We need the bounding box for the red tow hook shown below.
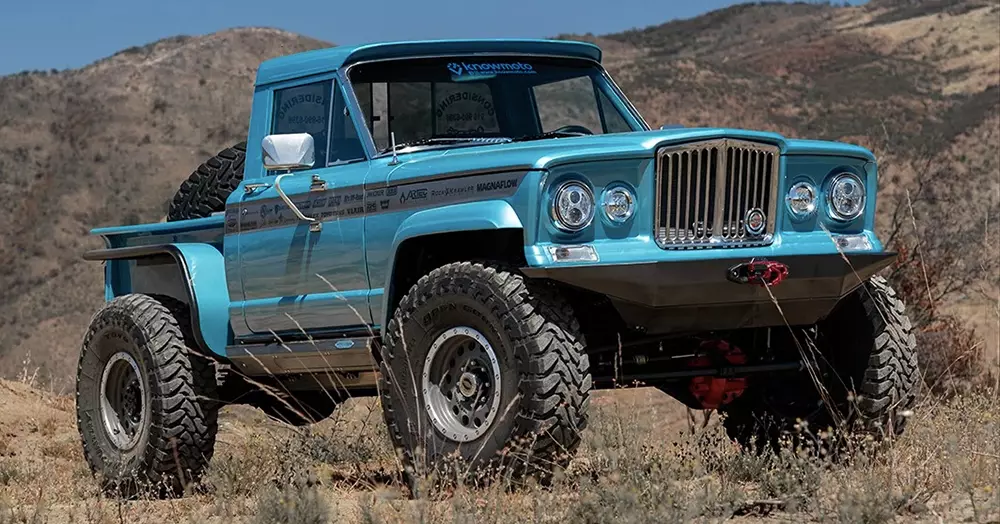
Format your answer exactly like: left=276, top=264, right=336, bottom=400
left=726, top=259, right=790, bottom=287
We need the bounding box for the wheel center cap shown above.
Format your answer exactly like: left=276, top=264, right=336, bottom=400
left=458, top=372, right=479, bottom=398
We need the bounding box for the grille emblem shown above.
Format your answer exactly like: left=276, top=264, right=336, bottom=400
left=745, top=208, right=766, bottom=236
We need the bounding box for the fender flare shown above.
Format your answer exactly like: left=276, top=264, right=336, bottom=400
left=83, top=243, right=232, bottom=357
left=380, top=199, right=523, bottom=328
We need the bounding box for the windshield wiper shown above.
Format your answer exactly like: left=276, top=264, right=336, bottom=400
left=511, top=130, right=590, bottom=143
left=380, top=136, right=512, bottom=154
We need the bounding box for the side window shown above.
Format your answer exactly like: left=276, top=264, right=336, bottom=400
left=533, top=77, right=603, bottom=134
left=328, top=82, right=366, bottom=165
left=272, top=80, right=332, bottom=167
left=598, top=89, right=632, bottom=134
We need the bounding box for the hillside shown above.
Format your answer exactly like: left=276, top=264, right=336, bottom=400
left=584, top=0, right=1000, bottom=149
left=0, top=0, right=998, bottom=389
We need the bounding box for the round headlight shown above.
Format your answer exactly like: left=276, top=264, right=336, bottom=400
left=786, top=181, right=817, bottom=217
left=551, top=181, right=595, bottom=232
left=827, top=173, right=865, bottom=221
left=601, top=186, right=635, bottom=223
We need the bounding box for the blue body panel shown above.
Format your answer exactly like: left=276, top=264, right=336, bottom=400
left=361, top=129, right=874, bottom=182
left=100, top=242, right=232, bottom=356
left=94, top=216, right=226, bottom=249
left=84, top=38, right=887, bottom=361
left=525, top=146, right=878, bottom=266
left=175, top=244, right=233, bottom=356
left=233, top=161, right=372, bottom=337
left=88, top=129, right=882, bottom=353
left=374, top=199, right=525, bottom=327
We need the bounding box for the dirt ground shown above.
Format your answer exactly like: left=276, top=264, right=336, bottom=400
left=1, top=379, right=997, bottom=524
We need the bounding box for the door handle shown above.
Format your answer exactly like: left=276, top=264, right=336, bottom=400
left=274, top=174, right=322, bottom=232
left=243, top=182, right=271, bottom=194
left=310, top=174, right=327, bottom=192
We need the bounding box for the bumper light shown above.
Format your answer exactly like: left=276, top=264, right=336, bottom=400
left=547, top=244, right=598, bottom=263
left=832, top=234, right=873, bottom=252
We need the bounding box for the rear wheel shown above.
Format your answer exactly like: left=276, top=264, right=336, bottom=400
left=379, top=262, right=591, bottom=495
left=166, top=142, right=246, bottom=221
left=722, top=276, right=920, bottom=450
left=76, top=294, right=219, bottom=497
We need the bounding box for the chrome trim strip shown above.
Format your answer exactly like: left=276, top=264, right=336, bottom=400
left=364, top=166, right=534, bottom=190
left=713, top=145, right=727, bottom=236
left=600, top=69, right=650, bottom=131
left=335, top=69, right=378, bottom=161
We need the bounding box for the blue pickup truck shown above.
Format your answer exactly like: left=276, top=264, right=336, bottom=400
left=75, top=39, right=919, bottom=496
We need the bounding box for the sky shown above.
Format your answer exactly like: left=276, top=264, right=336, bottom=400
left=0, top=0, right=866, bottom=75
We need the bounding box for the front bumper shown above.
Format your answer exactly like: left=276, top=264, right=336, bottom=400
left=520, top=252, right=896, bottom=333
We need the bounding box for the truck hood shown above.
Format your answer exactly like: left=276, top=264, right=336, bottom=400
left=386, top=128, right=875, bottom=183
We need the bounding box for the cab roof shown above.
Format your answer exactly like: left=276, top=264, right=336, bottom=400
left=255, top=39, right=603, bottom=86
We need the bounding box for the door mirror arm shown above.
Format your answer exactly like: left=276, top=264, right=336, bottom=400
left=274, top=173, right=322, bottom=232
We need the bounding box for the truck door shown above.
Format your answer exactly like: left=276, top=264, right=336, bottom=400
left=236, top=78, right=372, bottom=337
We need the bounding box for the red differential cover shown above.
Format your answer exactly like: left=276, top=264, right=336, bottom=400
left=688, top=340, right=747, bottom=409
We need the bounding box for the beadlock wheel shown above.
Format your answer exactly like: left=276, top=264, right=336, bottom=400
left=76, top=294, right=220, bottom=497
left=379, top=262, right=592, bottom=495
left=421, top=327, right=503, bottom=442
left=99, top=351, right=148, bottom=450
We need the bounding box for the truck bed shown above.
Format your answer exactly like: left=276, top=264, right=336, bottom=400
left=91, top=215, right=226, bottom=250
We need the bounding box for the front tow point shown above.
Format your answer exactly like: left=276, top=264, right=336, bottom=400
left=726, top=260, right=790, bottom=287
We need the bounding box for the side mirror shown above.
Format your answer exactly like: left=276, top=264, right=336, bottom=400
left=262, top=133, right=315, bottom=171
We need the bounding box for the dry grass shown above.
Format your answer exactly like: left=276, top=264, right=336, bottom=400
left=0, top=382, right=997, bottom=524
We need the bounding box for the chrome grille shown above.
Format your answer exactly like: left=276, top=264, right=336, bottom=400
left=654, top=139, right=779, bottom=248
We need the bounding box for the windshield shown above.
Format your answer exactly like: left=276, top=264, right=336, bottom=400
left=347, top=56, right=643, bottom=152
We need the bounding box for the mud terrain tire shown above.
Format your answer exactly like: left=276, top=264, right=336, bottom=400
left=76, top=294, right=219, bottom=497
left=723, top=276, right=919, bottom=449
left=379, top=262, right=591, bottom=494
left=166, top=142, right=246, bottom=221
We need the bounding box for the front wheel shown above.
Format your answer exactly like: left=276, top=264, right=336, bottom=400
left=722, top=276, right=920, bottom=450
left=76, top=295, right=219, bottom=497
left=379, top=262, right=591, bottom=493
